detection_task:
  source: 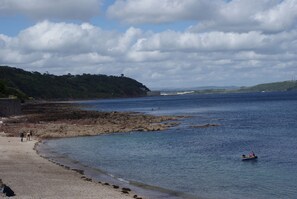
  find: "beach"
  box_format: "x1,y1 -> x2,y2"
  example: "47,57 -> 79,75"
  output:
0,136 -> 140,199
0,102 -> 180,198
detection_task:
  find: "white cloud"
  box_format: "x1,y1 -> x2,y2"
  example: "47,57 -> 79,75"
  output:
107,0 -> 222,24
132,30 -> 297,53
107,0 -> 297,34
0,0 -> 101,20
190,0 -> 297,33
0,21 -> 120,70
15,21 -> 115,54
253,0 -> 297,32
1,16 -> 297,88
108,27 -> 143,53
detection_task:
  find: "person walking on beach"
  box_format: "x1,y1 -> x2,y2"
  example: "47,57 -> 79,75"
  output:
20,131 -> 24,142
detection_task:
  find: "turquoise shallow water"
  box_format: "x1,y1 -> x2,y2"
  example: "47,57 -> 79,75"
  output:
41,92 -> 297,199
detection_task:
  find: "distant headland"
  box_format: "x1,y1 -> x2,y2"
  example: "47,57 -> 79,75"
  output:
0,65 -> 149,101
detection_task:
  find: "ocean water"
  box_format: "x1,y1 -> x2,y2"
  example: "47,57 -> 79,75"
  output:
40,92 -> 297,199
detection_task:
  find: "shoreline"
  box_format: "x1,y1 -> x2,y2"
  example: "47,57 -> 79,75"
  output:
0,101 -> 183,198
0,136 -> 141,199
37,136 -> 195,199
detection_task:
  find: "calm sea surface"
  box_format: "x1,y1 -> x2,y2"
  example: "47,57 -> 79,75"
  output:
41,92 -> 297,199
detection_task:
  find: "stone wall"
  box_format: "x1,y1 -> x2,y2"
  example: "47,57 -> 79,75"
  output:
0,99 -> 21,117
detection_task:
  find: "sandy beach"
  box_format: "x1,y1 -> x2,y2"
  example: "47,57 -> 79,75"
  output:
0,136 -> 142,199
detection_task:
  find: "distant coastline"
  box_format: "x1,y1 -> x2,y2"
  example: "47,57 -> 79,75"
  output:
157,80 -> 297,96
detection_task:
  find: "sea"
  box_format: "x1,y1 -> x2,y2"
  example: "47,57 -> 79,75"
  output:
38,91 -> 297,199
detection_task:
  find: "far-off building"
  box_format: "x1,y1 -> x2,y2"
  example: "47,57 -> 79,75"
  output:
0,98 -> 21,117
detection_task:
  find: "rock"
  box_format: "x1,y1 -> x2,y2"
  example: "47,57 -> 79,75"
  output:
122,190 -> 129,194
133,195 -> 142,199
191,123 -> 220,128
112,185 -> 119,189
2,102 -> 181,139
71,168 -> 84,175
122,187 -> 131,192
84,177 -> 92,182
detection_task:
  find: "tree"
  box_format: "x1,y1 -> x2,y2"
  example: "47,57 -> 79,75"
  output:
0,80 -> 6,93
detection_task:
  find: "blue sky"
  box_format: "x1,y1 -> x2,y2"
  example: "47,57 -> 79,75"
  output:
1,0 -> 297,89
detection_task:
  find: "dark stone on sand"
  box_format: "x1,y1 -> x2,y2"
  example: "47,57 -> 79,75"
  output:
80,176 -> 91,181
112,185 -> 119,189
133,195 -> 138,198
122,187 -> 131,192
103,182 -> 110,186
122,190 -> 129,194
71,168 -> 84,175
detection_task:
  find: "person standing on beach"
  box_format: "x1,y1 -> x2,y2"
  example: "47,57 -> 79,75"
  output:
20,131 -> 24,142
29,130 -> 33,140
26,132 -> 31,141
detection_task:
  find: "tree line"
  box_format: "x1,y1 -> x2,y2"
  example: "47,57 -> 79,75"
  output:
0,66 -> 149,101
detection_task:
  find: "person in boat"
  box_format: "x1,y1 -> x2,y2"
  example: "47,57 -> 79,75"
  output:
249,151 -> 255,157
242,154 -> 246,158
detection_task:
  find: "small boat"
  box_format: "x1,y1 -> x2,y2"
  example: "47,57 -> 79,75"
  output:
241,155 -> 258,161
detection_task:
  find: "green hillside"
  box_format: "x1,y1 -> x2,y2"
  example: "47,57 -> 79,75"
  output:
190,81 -> 297,95
0,66 -> 149,100
239,81 -> 297,93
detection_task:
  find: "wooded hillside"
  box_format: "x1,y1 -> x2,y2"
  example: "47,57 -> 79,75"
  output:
0,66 -> 149,100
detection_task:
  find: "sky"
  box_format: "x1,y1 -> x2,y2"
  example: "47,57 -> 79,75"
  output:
0,0 -> 297,89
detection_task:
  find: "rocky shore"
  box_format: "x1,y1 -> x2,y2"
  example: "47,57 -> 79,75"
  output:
1,102 -> 181,139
